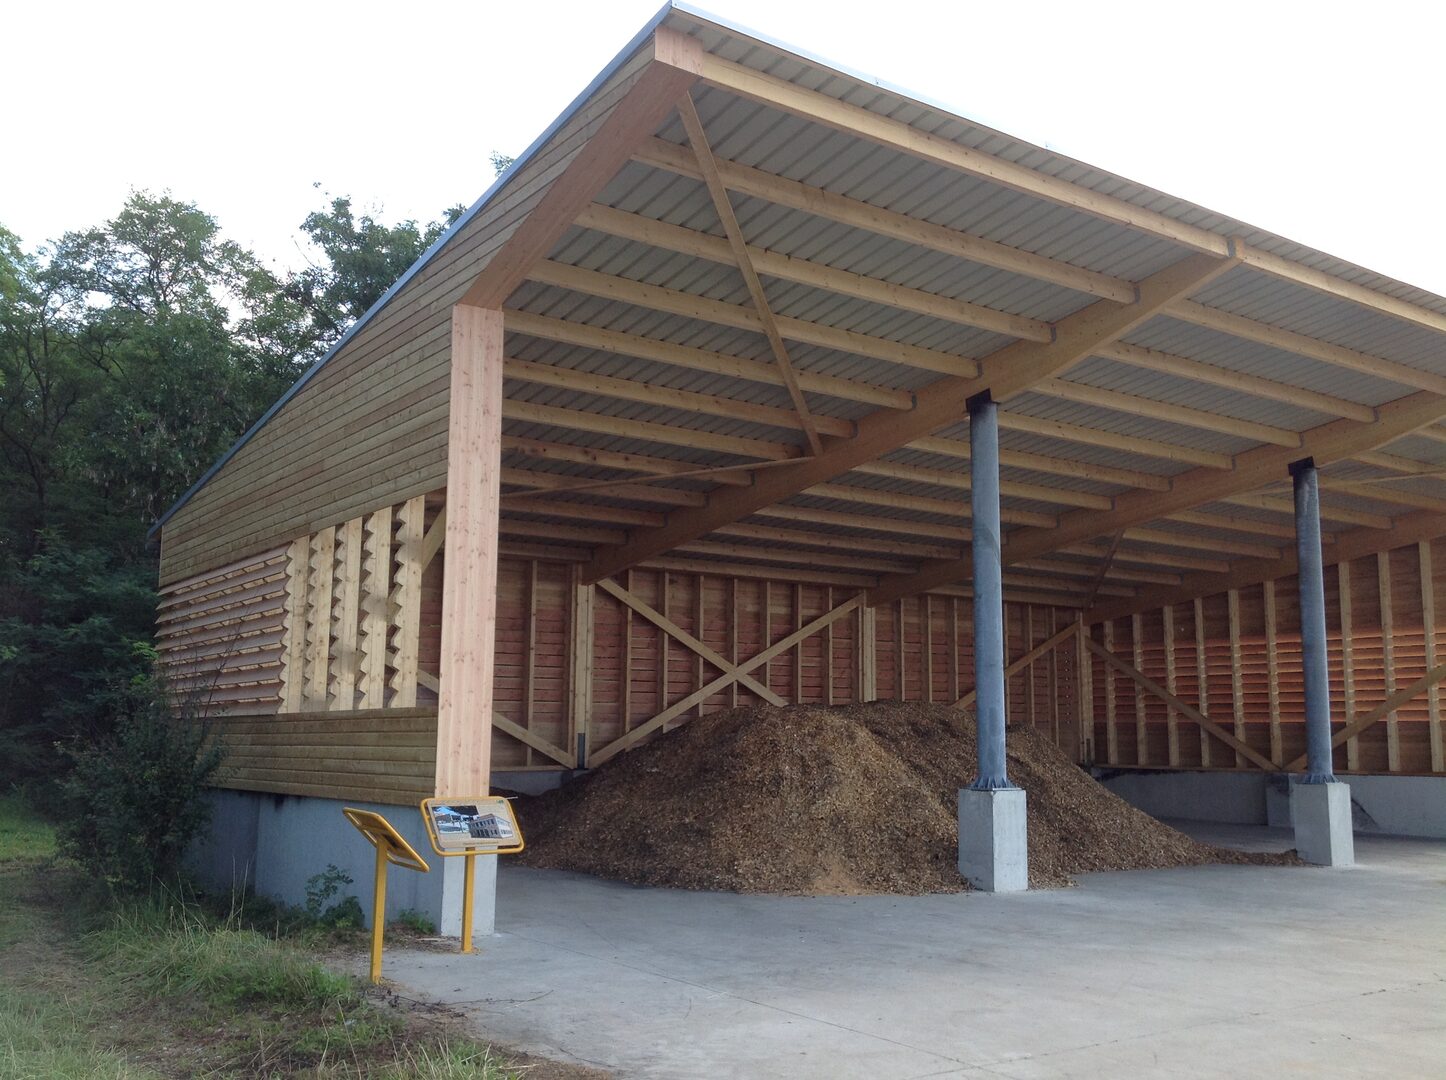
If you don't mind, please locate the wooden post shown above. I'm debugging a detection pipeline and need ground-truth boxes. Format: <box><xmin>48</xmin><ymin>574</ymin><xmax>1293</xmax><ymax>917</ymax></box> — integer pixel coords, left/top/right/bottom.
<box><xmin>281</xmin><ymin>537</ymin><xmax>310</xmax><ymax>713</ymax></box>
<box><xmin>1194</xmin><ymin>597</ymin><xmax>1210</xmax><ymax>767</ymax></box>
<box><xmin>568</xmin><ymin>569</ymin><xmax>594</xmax><ymax>768</ymax></box>
<box><xmin>435</xmin><ymin>305</ymin><xmax>503</xmax><ymax>797</ymax></box>
<box><xmin>1132</xmin><ymin>612</ymin><xmax>1147</xmax><ymax>765</ymax></box>
<box><xmin>859</xmin><ymin>603</ymin><xmax>877</xmax><ymax>702</ymax></box>
<box><xmin>1077</xmin><ymin>618</ymin><xmax>1093</xmax><ymax>763</ymax></box>
<box><xmin>1103</xmin><ymin>619</ymin><xmax>1118</xmax><ymax>764</ymax></box>
<box><xmin>1423</xmin><ymin>541</ymin><xmax>1443</xmax><ymax>772</ymax></box>
<box><xmin>1228</xmin><ymin>589</ymin><xmax>1245</xmax><ymax>769</ymax></box>
<box><xmin>1163</xmin><ymin>604</ymin><xmax>1180</xmax><ymax>766</ymax></box>
<box><xmin>1340</xmin><ymin>560</ymin><xmax>1358</xmax><ymax>770</ymax></box>
<box><xmin>331</xmin><ymin>518</ymin><xmax>362</xmax><ymax>710</ymax></box>
<box><xmin>1378</xmin><ymin>552</ymin><xmax>1400</xmax><ymax>772</ymax></box>
<box><xmin>1263</xmin><ymin>581</ymin><xmax>1282</xmax><ymax>766</ymax></box>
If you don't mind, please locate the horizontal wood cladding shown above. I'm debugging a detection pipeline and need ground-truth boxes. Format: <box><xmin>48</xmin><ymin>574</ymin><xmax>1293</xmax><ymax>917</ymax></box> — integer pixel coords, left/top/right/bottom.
<box><xmin>156</xmin><ymin>546</ymin><xmax>289</xmax><ymax>716</ymax></box>
<box><xmin>157</xmin><ymin>55</ymin><xmax>651</xmax><ymax>587</ymax></box>
<box><xmin>214</xmin><ymin>710</ymin><xmax>437</xmax><ymax>806</ymax></box>
<box><xmin>1085</xmin><ymin>537</ymin><xmax>1445</xmax><ymax>775</ymax></box>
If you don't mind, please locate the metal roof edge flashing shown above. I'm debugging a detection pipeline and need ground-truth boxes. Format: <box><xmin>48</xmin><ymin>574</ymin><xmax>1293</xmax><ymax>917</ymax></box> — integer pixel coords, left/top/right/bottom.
<box><xmin>149</xmin><ymin>0</ymin><xmax>679</xmax><ymax>538</ymax></box>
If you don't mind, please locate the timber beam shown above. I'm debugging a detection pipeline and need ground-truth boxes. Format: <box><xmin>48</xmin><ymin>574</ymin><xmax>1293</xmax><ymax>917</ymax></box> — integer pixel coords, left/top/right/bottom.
<box><xmin>579</xmin><ymin>251</ymin><xmax>1239</xmax><ymax>584</ymax></box>
<box><xmin>867</xmin><ymin>390</ymin><xmax>1446</xmax><ymax>606</ymax></box>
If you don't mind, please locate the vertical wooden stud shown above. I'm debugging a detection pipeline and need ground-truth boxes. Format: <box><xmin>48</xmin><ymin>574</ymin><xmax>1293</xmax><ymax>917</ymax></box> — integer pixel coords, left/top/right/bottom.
<box><xmin>1378</xmin><ymin>552</ymin><xmax>1400</xmax><ymax>772</ymax></box>
<box><xmin>435</xmin><ymin>305</ymin><xmax>502</xmax><ymax>796</ymax></box>
<box><xmin>696</xmin><ymin>574</ymin><xmax>706</xmax><ymax>716</ymax></box>
<box><xmin>1228</xmin><ymin>588</ymin><xmax>1245</xmax><ymax>769</ymax></box>
<box><xmin>658</xmin><ymin>572</ymin><xmax>670</xmax><ymax>721</ymax></box>
<box><xmin>1194</xmin><ymin>597</ymin><xmax>1210</xmax><ymax>767</ymax></box>
<box><xmin>1163</xmin><ymin>604</ymin><xmax>1180</xmax><ymax>766</ymax></box>
<box><xmin>305</xmin><ymin>526</ymin><xmax>336</xmax><ymax>710</ymax></box>
<box><xmin>895</xmin><ymin>599</ymin><xmax>907</xmax><ymax>701</ymax></box>
<box><xmin>1103</xmin><ymin>619</ymin><xmax>1118</xmax><ymax>764</ymax></box>
<box><xmin>389</xmin><ymin>495</ymin><xmax>425</xmax><ymax>709</ymax></box>
<box><xmin>1077</xmin><ymin>618</ymin><xmax>1093</xmax><ymax>763</ymax></box>
<box><xmin>859</xmin><ymin>603</ymin><xmax>877</xmax><ymax>703</ymax></box>
<box><xmin>1026</xmin><ymin>606</ymin><xmax>1037</xmax><ymax>729</ymax></box>
<box><xmin>825</xmin><ymin>585</ymin><xmax>836</xmax><ymax>707</ymax></box>
<box><xmin>568</xmin><ymin>570</ymin><xmax>594</xmax><ymax>767</ymax></box>
<box><xmin>359</xmin><ymin>507</ymin><xmax>392</xmax><ymax>709</ymax></box>
<box><xmin>1263</xmin><ymin>580</ymin><xmax>1282</xmax><ymax>766</ymax></box>
<box><xmin>1340</xmin><ymin>561</ymin><xmax>1358</xmax><ymax>771</ymax></box>
<box><xmin>280</xmin><ymin>536</ymin><xmax>310</xmax><ymax>713</ymax></box>
<box><xmin>793</xmin><ymin>582</ymin><xmax>804</xmax><ymax>704</ymax></box>
<box><xmin>524</xmin><ymin>560</ymin><xmax>538</xmax><ymax>764</ymax></box>
<box><xmin>947</xmin><ymin>597</ymin><xmax>960</xmax><ymax>702</ymax></box>
<box><xmin>1047</xmin><ymin>608</ymin><xmax>1060</xmax><ymax>748</ymax></box>
<box><xmin>923</xmin><ymin>595</ymin><xmax>934</xmax><ymax>704</ymax></box>
<box><xmin>331</xmin><ymin>517</ymin><xmax>362</xmax><ymax>710</ymax></box>
<box><xmin>1421</xmin><ymin>540</ymin><xmax>1442</xmax><ymax>772</ymax></box>
<box><xmin>623</xmin><ymin>569</ymin><xmax>635</xmax><ymax>730</ymax></box>
<box><xmin>1132</xmin><ymin>612</ymin><xmax>1148</xmax><ymax>765</ymax></box>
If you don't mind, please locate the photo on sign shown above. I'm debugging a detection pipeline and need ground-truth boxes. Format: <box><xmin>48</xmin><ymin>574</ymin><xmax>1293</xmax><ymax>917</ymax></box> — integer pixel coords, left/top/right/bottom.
<box><xmin>427</xmin><ymin>802</ymin><xmax>516</xmax><ymax>850</ymax></box>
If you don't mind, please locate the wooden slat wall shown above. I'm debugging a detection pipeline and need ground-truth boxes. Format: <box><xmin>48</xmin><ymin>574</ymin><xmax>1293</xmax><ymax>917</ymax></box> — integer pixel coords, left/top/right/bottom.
<box><xmin>155</xmin><ymin>546</ymin><xmax>289</xmax><ymax>715</ymax></box>
<box><xmin>1086</xmin><ymin>537</ymin><xmax>1446</xmax><ymax>775</ymax></box>
<box><xmin>216</xmin><ymin>710</ymin><xmax>437</xmax><ymax>806</ymax></box>
<box><xmin>155</xmin><ymin>52</ymin><xmax>653</xmax><ymax>587</ymax></box>
<box><xmin>490</xmin><ymin>561</ymin><xmax>1075</xmax><ymax>769</ymax></box>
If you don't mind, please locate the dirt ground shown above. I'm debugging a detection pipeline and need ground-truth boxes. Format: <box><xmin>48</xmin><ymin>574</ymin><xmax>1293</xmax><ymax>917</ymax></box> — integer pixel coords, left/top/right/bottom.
<box><xmin>517</xmin><ymin>701</ymin><xmax>1298</xmax><ymax>894</ymax></box>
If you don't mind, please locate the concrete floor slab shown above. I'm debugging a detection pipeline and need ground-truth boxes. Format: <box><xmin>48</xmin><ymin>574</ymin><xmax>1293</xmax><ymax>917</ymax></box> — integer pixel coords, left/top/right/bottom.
<box><xmin>380</xmin><ymin>827</ymin><xmax>1446</xmax><ymax>1078</ymax></box>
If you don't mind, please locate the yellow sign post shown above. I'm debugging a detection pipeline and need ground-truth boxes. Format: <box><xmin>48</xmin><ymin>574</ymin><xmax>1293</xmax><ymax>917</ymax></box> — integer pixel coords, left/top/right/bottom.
<box><xmin>341</xmin><ymin>807</ymin><xmax>430</xmax><ymax>984</ymax></box>
<box><xmin>419</xmin><ymin>796</ymin><xmax>524</xmax><ymax>954</ymax></box>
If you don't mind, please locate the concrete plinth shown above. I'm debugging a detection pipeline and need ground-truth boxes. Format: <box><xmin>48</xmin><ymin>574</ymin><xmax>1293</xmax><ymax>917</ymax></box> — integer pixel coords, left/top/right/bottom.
<box><xmin>189</xmin><ymin>791</ymin><xmax>497</xmax><ymax>935</ymax></box>
<box><xmin>957</xmin><ymin>787</ymin><xmax>1028</xmax><ymax>892</ymax></box>
<box><xmin>1292</xmin><ymin>781</ymin><xmax>1355</xmax><ymax>866</ymax></box>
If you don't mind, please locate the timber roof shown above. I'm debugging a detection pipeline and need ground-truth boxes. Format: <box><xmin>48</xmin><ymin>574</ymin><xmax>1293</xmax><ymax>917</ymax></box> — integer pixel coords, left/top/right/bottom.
<box><xmin>158</xmin><ymin>1</ymin><xmax>1446</xmax><ymax>618</ymax></box>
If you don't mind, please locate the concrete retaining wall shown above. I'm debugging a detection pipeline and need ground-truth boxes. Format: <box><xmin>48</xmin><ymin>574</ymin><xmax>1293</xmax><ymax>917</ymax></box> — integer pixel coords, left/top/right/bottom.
<box><xmin>1096</xmin><ymin>770</ymin><xmax>1446</xmax><ymax>840</ymax></box>
<box><xmin>188</xmin><ymin>791</ymin><xmax>495</xmax><ymax>935</ymax></box>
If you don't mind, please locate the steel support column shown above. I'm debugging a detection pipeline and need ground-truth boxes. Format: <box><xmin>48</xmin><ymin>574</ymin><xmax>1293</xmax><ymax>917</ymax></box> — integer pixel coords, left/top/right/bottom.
<box><xmin>969</xmin><ymin>391</ymin><xmax>1012</xmax><ymax>790</ymax></box>
<box><xmin>1292</xmin><ymin>458</ymin><xmax>1336</xmax><ymax>783</ymax></box>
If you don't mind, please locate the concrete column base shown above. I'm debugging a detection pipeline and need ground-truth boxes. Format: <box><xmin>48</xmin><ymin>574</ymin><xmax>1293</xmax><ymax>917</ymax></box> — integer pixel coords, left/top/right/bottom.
<box><xmin>958</xmin><ymin>787</ymin><xmax>1028</xmax><ymax>892</ymax></box>
<box><xmin>1291</xmin><ymin>781</ymin><xmax>1354</xmax><ymax>867</ymax></box>
<box><xmin>439</xmin><ymin>854</ymin><xmax>498</xmax><ymax>937</ymax></box>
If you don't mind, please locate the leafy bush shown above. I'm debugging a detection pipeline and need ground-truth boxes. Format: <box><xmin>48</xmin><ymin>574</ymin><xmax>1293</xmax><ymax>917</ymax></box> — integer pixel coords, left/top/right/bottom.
<box><xmin>55</xmin><ymin>680</ymin><xmax>224</xmax><ymax>892</ymax></box>
<box><xmin>305</xmin><ymin>864</ymin><xmax>366</xmax><ymax>929</ymax></box>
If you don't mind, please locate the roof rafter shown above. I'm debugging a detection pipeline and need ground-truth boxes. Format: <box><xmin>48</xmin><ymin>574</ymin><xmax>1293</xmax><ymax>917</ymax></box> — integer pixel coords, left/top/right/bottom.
<box><xmin>579</xmin><ymin>250</ymin><xmax>1240</xmax><ymax>583</ymax></box>
<box><xmin>460</xmin><ymin>27</ymin><xmax>703</xmax><ymax>309</ymax></box>
<box><xmin>1084</xmin><ymin>509</ymin><xmax>1446</xmax><ymax>623</ymax></box>
<box><xmin>676</xmin><ymin>92</ymin><xmax>823</xmax><ymax>454</ymax></box>
<box><xmin>866</xmin><ymin>390</ymin><xmax>1446</xmax><ymax>605</ymax></box>
<box><xmin>695</xmin><ymin>51</ymin><xmax>1446</xmax><ymax>335</ymax></box>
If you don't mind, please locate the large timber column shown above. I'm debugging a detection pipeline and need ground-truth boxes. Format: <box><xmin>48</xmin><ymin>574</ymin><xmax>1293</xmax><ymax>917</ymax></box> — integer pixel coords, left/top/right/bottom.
<box><xmin>957</xmin><ymin>391</ymin><xmax>1029</xmax><ymax>891</ymax></box>
<box><xmin>436</xmin><ymin>304</ymin><xmax>505</xmax><ymax>933</ymax></box>
<box><xmin>1289</xmin><ymin>458</ymin><xmax>1354</xmax><ymax>866</ymax></box>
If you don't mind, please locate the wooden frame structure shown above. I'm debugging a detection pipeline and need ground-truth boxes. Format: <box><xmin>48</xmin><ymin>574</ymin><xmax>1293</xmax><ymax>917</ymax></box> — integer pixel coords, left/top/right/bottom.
<box><xmin>153</xmin><ymin>6</ymin><xmax>1446</xmax><ymax>806</ymax></box>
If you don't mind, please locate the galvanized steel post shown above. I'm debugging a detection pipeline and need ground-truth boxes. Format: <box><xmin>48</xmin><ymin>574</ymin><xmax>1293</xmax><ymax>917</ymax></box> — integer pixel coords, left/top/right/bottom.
<box><xmin>1292</xmin><ymin>458</ymin><xmax>1335</xmax><ymax>783</ymax></box>
<box><xmin>969</xmin><ymin>391</ymin><xmax>1012</xmax><ymax>790</ymax></box>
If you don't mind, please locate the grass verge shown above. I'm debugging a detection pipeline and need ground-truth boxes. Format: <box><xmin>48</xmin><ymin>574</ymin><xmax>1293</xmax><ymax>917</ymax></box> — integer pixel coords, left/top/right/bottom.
<box><xmin>0</xmin><ymin>791</ymin><xmax>600</xmax><ymax>1078</ymax></box>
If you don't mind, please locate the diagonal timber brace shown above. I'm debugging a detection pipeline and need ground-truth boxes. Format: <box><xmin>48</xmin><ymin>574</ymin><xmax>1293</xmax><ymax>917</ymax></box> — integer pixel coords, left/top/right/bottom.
<box><xmin>589</xmin><ymin>594</ymin><xmax>864</xmax><ymax>765</ymax></box>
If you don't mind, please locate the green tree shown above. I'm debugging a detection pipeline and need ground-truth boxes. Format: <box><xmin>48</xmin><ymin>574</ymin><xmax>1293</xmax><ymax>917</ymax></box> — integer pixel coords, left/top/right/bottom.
<box><xmin>284</xmin><ymin>192</ymin><xmax>465</xmax><ymax>347</ymax></box>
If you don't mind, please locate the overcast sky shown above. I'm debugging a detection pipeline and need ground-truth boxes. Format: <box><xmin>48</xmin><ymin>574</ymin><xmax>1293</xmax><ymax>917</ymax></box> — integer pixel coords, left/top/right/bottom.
<box><xmin>7</xmin><ymin>0</ymin><xmax>1445</xmax><ymax>293</ymax></box>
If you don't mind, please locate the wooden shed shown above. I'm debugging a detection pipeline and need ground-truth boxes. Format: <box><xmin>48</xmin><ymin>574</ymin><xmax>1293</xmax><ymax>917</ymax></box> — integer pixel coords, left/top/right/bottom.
<box><xmin>155</xmin><ymin>4</ymin><xmax>1446</xmax><ymax>923</ymax></box>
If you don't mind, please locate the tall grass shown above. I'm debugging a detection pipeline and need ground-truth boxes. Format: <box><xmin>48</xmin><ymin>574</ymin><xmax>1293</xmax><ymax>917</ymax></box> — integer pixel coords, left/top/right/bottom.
<box><xmin>88</xmin><ymin>900</ymin><xmax>357</xmax><ymax>1009</ymax></box>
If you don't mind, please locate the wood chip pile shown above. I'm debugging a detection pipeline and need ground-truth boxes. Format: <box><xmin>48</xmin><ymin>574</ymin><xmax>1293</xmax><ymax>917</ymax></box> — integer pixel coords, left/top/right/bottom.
<box><xmin>515</xmin><ymin>701</ymin><xmax>1297</xmax><ymax>894</ymax></box>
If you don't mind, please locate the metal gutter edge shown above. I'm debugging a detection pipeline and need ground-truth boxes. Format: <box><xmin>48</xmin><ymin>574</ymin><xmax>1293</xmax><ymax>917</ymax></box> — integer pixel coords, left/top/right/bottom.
<box><xmin>149</xmin><ymin>0</ymin><xmax>679</xmax><ymax>538</ymax></box>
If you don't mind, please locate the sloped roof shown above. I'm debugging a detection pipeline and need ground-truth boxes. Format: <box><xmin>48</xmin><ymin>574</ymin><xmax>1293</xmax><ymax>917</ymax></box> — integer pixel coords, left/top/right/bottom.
<box><xmin>157</xmin><ymin>1</ymin><xmax>1446</xmax><ymax>614</ymax></box>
